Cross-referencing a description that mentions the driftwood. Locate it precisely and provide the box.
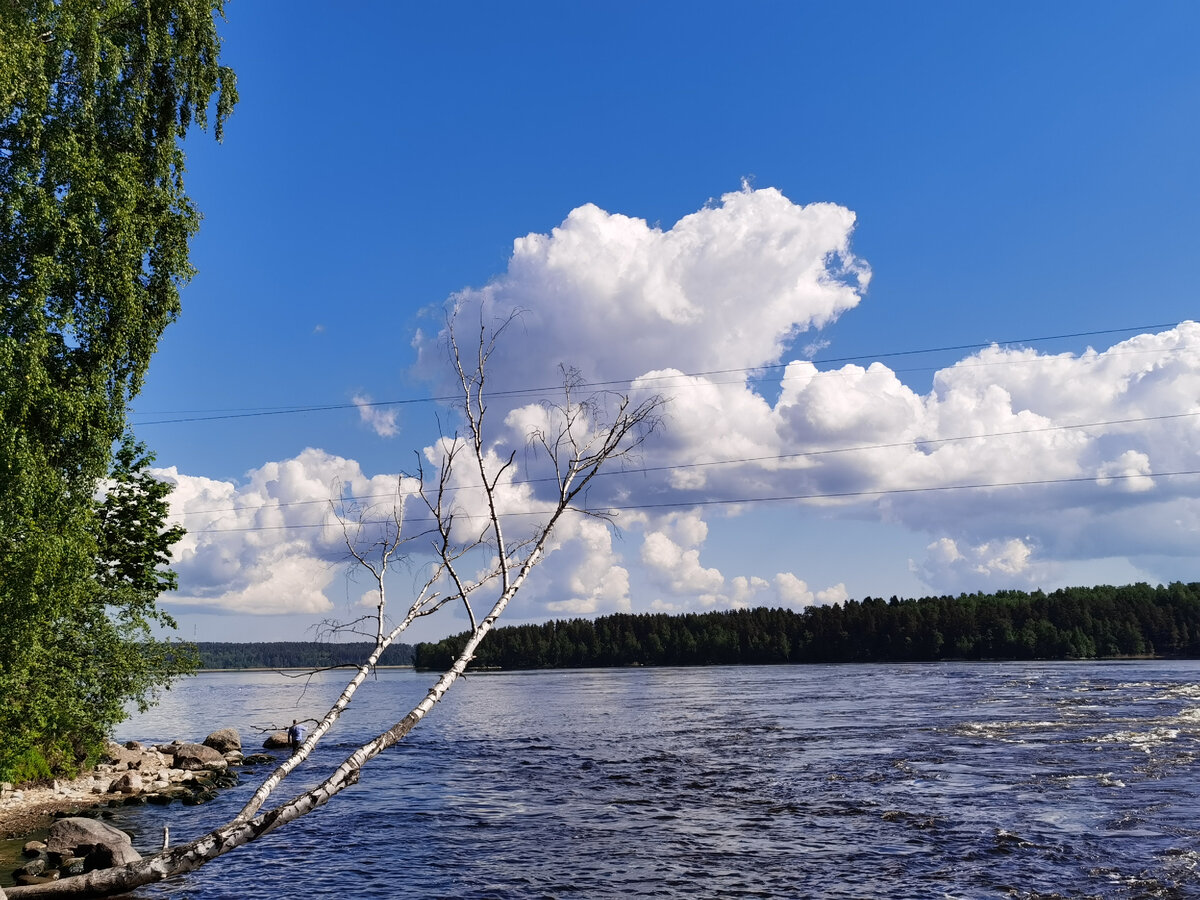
[6,311,662,898]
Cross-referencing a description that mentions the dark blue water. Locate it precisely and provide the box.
[81,662,1200,897]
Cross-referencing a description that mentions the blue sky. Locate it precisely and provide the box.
[130,2,1200,643]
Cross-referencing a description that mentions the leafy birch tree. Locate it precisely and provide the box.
[3,312,665,899]
[0,0,236,780]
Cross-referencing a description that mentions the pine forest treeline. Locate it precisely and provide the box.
[195,642,414,670]
[414,583,1200,671]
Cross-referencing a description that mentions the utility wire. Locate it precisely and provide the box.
[184,468,1200,534]
[167,409,1200,520]
[130,322,1186,425]
[607,470,1200,514]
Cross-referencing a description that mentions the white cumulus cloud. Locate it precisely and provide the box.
[353,393,399,437]
[157,449,416,615]
[911,537,1049,594]
[165,187,1200,622]
[417,185,870,399]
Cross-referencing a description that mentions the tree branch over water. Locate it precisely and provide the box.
[6,311,664,899]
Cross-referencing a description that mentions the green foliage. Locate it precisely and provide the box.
[1,747,54,785]
[0,437,199,783]
[0,0,234,780]
[413,583,1200,671]
[96,434,187,615]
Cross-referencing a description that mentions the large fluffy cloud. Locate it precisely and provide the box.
[166,187,1200,620]
[631,323,1200,593]
[413,187,1199,601]
[416,184,870,396]
[158,449,417,614]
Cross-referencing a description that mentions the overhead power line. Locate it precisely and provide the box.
[167,408,1200,520]
[130,321,1187,426]
[182,468,1200,535]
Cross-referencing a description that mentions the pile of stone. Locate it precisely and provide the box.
[13,818,141,887]
[84,728,251,807]
[7,727,276,886]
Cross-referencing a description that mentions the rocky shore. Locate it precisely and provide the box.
[1,728,277,887]
[0,729,295,892]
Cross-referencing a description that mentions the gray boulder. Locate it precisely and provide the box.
[46,817,141,869]
[262,731,290,749]
[110,771,143,794]
[102,740,144,771]
[203,727,242,754]
[170,742,227,771]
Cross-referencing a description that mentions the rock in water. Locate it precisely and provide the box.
[46,817,142,868]
[169,742,228,771]
[203,727,242,754]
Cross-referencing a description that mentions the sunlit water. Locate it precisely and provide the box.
[29,663,1200,897]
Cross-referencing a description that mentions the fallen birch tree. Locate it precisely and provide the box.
[7,311,663,898]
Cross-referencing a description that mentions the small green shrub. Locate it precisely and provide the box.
[0,747,53,786]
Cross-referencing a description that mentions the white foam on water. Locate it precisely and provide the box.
[1090,726,1180,753]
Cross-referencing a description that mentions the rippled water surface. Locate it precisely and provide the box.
[85,662,1200,897]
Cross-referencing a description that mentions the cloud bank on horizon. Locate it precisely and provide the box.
[158,187,1200,624]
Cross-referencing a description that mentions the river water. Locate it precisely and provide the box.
[47,662,1200,897]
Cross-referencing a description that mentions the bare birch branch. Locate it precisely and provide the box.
[6,309,664,899]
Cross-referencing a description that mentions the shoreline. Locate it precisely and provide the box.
[0,777,115,844]
[195,664,413,672]
[1,735,253,842]
[0,784,100,841]
[1,735,255,888]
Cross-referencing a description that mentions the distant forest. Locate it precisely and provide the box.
[196,641,414,670]
[413,583,1200,671]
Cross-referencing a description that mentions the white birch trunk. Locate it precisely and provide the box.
[4,315,662,899]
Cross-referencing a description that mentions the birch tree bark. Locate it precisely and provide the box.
[6,311,663,899]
